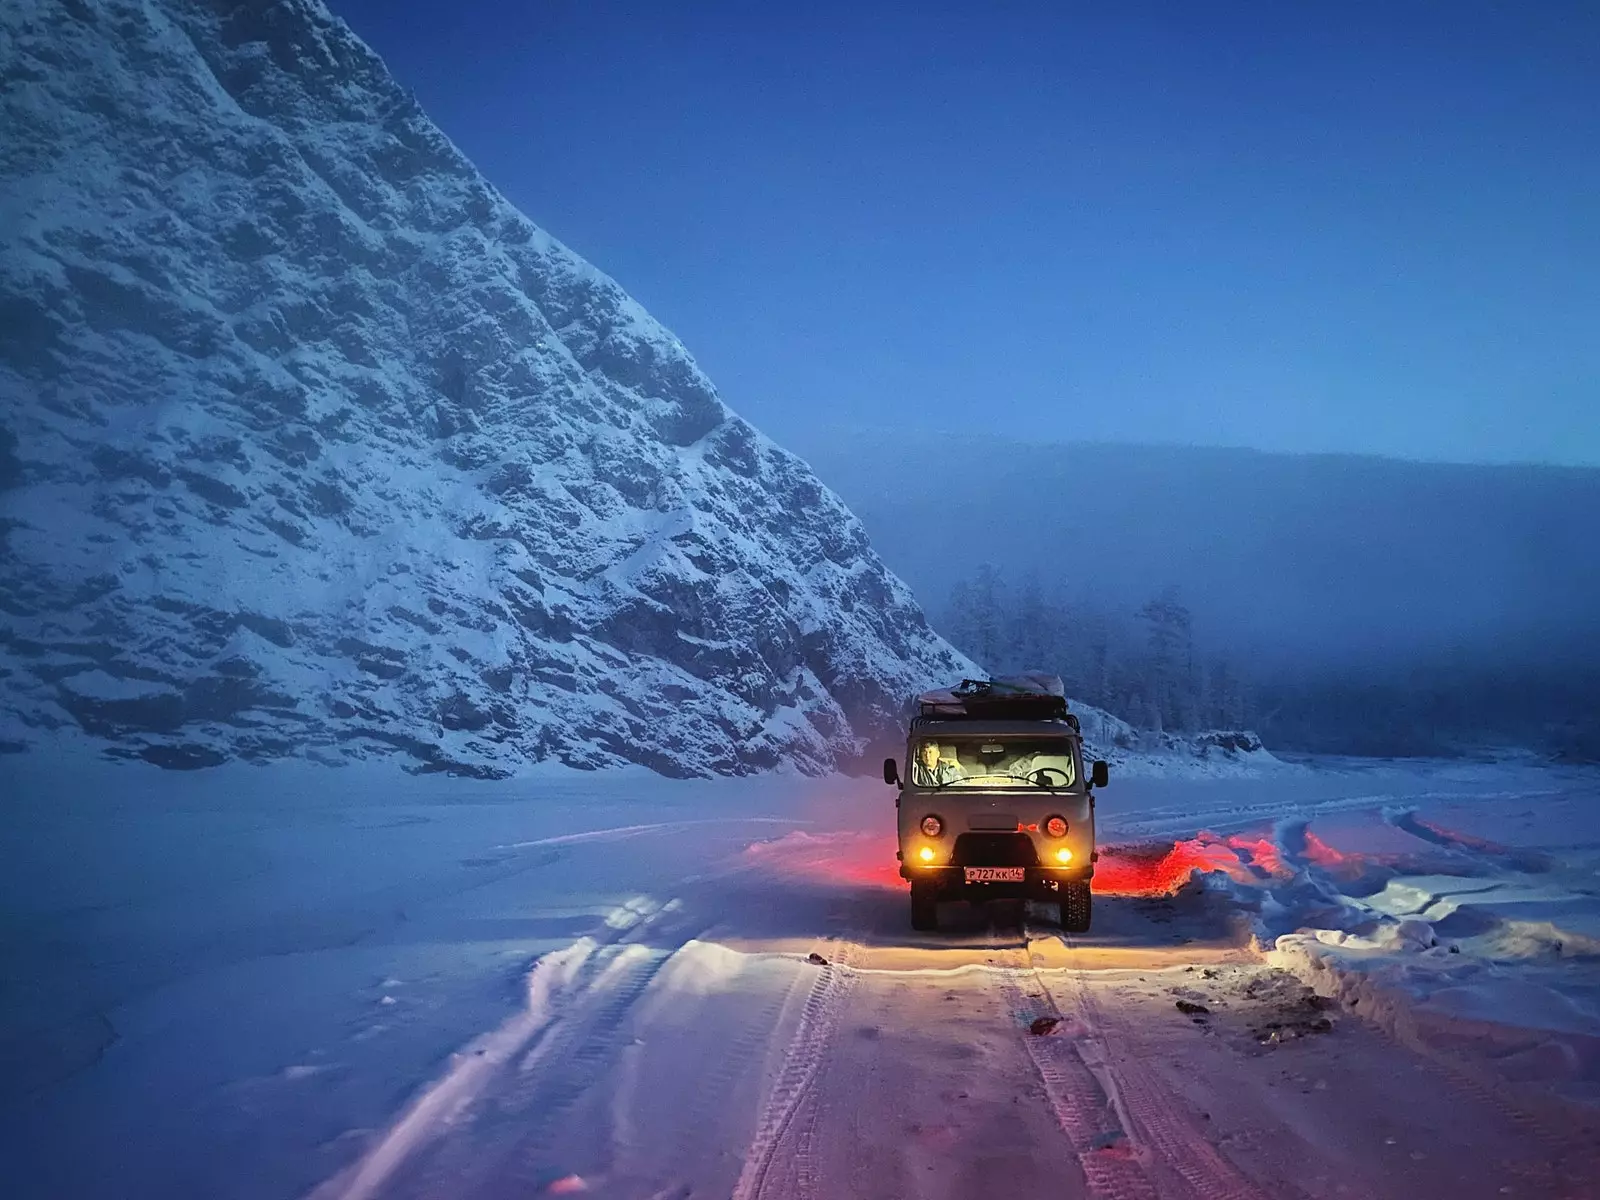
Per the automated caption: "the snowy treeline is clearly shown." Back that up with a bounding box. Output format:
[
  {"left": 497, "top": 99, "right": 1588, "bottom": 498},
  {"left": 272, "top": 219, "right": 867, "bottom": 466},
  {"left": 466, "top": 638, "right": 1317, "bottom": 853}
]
[
  {"left": 1255, "top": 660, "right": 1600, "bottom": 762},
  {"left": 934, "top": 562, "right": 1600, "bottom": 762},
  {"left": 935, "top": 567, "right": 1251, "bottom": 734},
  {"left": 790, "top": 431, "right": 1600, "bottom": 762}
]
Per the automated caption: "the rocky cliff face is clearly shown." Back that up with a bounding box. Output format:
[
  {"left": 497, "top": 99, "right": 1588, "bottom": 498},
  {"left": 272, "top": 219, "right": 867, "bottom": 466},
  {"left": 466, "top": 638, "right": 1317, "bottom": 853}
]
[{"left": 0, "top": 0, "right": 972, "bottom": 776}]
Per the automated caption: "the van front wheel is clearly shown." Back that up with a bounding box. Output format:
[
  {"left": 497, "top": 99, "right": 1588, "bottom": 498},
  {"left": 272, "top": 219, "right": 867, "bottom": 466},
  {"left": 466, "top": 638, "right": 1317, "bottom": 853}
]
[
  {"left": 910, "top": 883, "right": 939, "bottom": 932},
  {"left": 1060, "top": 883, "right": 1092, "bottom": 933}
]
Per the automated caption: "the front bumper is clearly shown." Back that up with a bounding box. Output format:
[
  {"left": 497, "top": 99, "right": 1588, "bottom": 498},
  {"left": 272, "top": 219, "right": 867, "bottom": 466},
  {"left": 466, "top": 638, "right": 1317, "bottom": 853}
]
[{"left": 898, "top": 864, "right": 1094, "bottom": 895}]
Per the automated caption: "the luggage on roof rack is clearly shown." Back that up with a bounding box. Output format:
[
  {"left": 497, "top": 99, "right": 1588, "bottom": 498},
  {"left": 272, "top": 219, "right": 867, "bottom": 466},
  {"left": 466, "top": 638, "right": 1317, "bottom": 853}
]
[{"left": 915, "top": 673, "right": 1074, "bottom": 723}]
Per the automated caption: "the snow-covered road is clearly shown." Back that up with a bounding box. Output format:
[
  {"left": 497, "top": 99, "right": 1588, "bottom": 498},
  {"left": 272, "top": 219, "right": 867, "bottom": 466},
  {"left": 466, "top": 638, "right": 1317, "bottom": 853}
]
[{"left": 5, "top": 754, "right": 1599, "bottom": 1198}]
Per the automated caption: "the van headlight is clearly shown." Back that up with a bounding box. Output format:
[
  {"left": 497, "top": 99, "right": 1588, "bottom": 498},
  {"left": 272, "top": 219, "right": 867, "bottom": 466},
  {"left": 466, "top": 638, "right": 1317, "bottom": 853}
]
[
  {"left": 920, "top": 815, "right": 944, "bottom": 837},
  {"left": 1044, "top": 815, "right": 1068, "bottom": 838}
]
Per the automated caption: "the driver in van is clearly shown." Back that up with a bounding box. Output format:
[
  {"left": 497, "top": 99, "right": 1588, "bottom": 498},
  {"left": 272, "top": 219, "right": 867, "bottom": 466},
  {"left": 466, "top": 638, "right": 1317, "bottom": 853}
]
[{"left": 915, "top": 741, "right": 962, "bottom": 786}]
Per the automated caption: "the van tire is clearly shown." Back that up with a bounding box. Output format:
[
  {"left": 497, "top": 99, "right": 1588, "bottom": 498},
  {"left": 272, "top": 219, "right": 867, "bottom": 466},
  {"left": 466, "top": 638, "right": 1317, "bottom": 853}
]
[
  {"left": 910, "top": 884, "right": 939, "bottom": 932},
  {"left": 1061, "top": 883, "right": 1092, "bottom": 933}
]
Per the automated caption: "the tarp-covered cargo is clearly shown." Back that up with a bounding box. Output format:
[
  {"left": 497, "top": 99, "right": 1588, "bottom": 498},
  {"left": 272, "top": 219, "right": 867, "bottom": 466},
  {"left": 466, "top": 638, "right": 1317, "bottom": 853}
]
[{"left": 915, "top": 673, "right": 1071, "bottom": 722}]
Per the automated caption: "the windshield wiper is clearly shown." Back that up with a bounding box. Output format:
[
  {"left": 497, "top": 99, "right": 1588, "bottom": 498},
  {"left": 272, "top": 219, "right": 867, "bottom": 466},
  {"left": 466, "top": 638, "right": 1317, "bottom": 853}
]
[
  {"left": 1010, "top": 771, "right": 1074, "bottom": 789},
  {"left": 926, "top": 773, "right": 1067, "bottom": 789}
]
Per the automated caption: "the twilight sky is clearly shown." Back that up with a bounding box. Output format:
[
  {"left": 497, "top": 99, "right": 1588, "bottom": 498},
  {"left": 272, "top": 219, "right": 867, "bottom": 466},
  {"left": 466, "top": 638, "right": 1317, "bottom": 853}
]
[{"left": 329, "top": 0, "right": 1600, "bottom": 466}]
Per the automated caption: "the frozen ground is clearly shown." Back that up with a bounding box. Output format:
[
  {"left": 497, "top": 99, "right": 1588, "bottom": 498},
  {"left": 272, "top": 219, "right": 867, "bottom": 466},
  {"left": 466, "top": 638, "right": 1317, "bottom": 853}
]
[{"left": 4, "top": 750, "right": 1599, "bottom": 1199}]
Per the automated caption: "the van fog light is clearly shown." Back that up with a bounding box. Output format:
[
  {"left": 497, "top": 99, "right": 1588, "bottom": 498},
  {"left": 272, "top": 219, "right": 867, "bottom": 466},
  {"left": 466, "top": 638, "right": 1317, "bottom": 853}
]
[
  {"left": 918, "top": 846, "right": 937, "bottom": 863},
  {"left": 1054, "top": 848, "right": 1073, "bottom": 864}
]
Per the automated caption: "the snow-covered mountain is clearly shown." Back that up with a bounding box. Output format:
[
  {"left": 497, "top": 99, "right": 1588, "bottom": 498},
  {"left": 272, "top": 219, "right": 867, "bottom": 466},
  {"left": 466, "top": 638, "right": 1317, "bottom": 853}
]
[{"left": 0, "top": 0, "right": 974, "bottom": 776}]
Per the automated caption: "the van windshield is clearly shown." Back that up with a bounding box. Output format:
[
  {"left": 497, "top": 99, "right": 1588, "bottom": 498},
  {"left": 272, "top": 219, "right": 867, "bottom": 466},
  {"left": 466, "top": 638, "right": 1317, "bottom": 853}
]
[{"left": 911, "top": 737, "right": 1077, "bottom": 789}]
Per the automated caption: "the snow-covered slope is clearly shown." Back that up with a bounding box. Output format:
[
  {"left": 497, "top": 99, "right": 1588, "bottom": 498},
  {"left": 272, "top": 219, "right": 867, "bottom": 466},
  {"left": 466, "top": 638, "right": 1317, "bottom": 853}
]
[{"left": 0, "top": 0, "right": 973, "bottom": 776}]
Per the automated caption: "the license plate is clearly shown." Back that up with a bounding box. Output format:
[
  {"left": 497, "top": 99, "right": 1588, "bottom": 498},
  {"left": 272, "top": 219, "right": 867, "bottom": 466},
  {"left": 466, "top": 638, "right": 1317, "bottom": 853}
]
[{"left": 964, "top": 867, "right": 1026, "bottom": 883}]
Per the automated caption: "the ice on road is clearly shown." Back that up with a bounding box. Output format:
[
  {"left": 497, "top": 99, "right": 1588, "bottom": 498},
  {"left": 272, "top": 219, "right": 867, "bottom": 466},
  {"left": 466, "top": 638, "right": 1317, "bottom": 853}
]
[{"left": 4, "top": 755, "right": 1599, "bottom": 1199}]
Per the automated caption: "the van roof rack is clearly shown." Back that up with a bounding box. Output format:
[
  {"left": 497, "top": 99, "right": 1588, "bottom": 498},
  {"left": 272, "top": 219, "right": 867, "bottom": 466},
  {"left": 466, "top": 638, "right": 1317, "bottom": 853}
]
[{"left": 913, "top": 674, "right": 1076, "bottom": 725}]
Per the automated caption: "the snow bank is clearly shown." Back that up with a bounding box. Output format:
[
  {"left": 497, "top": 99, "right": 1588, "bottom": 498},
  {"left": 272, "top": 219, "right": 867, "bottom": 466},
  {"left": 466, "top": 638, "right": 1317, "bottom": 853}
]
[
  {"left": 1094, "top": 762, "right": 1600, "bottom": 1106},
  {"left": 1068, "top": 697, "right": 1290, "bottom": 779}
]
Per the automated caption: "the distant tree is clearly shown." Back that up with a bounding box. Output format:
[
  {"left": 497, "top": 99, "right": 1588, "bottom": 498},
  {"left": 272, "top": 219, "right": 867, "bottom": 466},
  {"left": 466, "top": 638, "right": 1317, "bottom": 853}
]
[
  {"left": 1069, "top": 605, "right": 1119, "bottom": 713},
  {"left": 1202, "top": 654, "right": 1247, "bottom": 729},
  {"left": 1008, "top": 572, "right": 1052, "bottom": 673},
  {"left": 938, "top": 571, "right": 1258, "bottom": 738},
  {"left": 970, "top": 562, "right": 1004, "bottom": 671},
  {"left": 943, "top": 579, "right": 977, "bottom": 660},
  {"left": 1137, "top": 586, "right": 1194, "bottom": 732}
]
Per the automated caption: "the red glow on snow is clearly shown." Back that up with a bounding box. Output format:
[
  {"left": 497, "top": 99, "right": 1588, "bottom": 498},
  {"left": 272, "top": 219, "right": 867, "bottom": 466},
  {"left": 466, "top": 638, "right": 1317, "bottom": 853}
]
[
  {"left": 1094, "top": 828, "right": 1297, "bottom": 896},
  {"left": 1223, "top": 833, "right": 1287, "bottom": 877},
  {"left": 1412, "top": 817, "right": 1513, "bottom": 855},
  {"left": 742, "top": 830, "right": 904, "bottom": 888},
  {"left": 1093, "top": 837, "right": 1236, "bottom": 896},
  {"left": 1301, "top": 828, "right": 1355, "bottom": 870}
]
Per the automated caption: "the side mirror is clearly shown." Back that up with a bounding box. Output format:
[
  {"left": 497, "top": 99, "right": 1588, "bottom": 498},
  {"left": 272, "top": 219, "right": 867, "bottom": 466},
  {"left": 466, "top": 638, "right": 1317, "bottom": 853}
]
[
  {"left": 883, "top": 757, "right": 901, "bottom": 787},
  {"left": 1091, "top": 760, "right": 1109, "bottom": 789}
]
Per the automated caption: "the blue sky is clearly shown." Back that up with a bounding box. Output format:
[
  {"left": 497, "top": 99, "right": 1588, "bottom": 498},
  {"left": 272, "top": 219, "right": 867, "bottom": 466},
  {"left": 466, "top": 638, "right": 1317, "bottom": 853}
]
[{"left": 329, "top": 0, "right": 1600, "bottom": 466}]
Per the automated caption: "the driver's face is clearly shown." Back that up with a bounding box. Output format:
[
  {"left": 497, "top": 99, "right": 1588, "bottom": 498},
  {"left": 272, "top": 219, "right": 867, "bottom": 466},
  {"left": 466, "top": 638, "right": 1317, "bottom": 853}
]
[{"left": 918, "top": 743, "right": 940, "bottom": 768}]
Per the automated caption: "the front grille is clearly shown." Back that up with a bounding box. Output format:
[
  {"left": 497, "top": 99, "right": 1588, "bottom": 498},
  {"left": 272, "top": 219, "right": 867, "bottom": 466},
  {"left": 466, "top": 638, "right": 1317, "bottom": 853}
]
[
  {"left": 966, "top": 812, "right": 1019, "bottom": 831},
  {"left": 952, "top": 832, "right": 1038, "bottom": 867}
]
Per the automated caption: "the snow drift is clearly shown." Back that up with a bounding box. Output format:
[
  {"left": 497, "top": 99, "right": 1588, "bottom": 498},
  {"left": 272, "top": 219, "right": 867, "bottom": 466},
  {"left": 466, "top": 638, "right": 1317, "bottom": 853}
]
[
  {"left": 0, "top": 0, "right": 973, "bottom": 775},
  {"left": 1098, "top": 770, "right": 1600, "bottom": 1107}
]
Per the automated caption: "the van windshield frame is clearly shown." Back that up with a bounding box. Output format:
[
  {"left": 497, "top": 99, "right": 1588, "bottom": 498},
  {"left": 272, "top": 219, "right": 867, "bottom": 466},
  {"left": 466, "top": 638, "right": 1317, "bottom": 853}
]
[{"left": 910, "top": 736, "right": 1079, "bottom": 790}]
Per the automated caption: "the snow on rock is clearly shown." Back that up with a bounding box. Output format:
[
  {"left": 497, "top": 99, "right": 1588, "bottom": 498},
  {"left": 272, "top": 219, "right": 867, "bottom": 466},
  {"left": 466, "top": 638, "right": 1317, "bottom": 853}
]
[
  {"left": 0, "top": 0, "right": 973, "bottom": 776},
  {"left": 1071, "top": 698, "right": 1287, "bottom": 777}
]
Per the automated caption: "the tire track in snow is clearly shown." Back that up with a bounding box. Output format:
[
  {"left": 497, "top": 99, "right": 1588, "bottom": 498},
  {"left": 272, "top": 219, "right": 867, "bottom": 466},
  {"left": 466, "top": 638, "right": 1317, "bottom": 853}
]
[
  {"left": 730, "top": 908, "right": 863, "bottom": 1200},
  {"left": 306, "top": 938, "right": 598, "bottom": 1200},
  {"left": 412, "top": 899, "right": 731, "bottom": 1199},
  {"left": 1060, "top": 972, "right": 1271, "bottom": 1200},
  {"left": 1384, "top": 808, "right": 1555, "bottom": 873},
  {"left": 986, "top": 924, "right": 1158, "bottom": 1200},
  {"left": 473, "top": 941, "right": 681, "bottom": 1197},
  {"left": 307, "top": 897, "right": 688, "bottom": 1200},
  {"left": 1395, "top": 1046, "right": 1600, "bottom": 1197},
  {"left": 1110, "top": 788, "right": 1569, "bottom": 843},
  {"left": 497, "top": 817, "right": 806, "bottom": 852},
  {"left": 608, "top": 940, "right": 799, "bottom": 1198},
  {"left": 1011, "top": 920, "right": 1275, "bottom": 1200},
  {"left": 1348, "top": 998, "right": 1600, "bottom": 1197}
]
